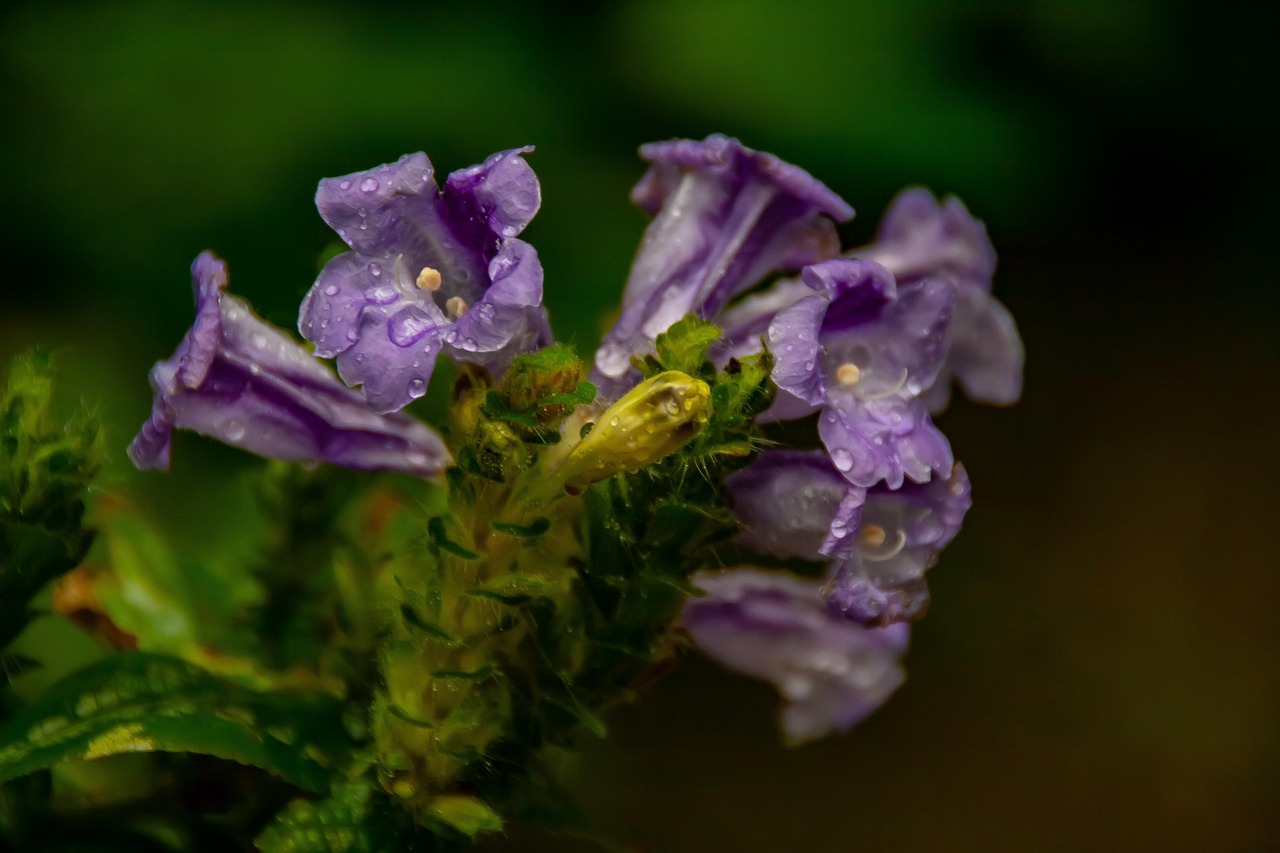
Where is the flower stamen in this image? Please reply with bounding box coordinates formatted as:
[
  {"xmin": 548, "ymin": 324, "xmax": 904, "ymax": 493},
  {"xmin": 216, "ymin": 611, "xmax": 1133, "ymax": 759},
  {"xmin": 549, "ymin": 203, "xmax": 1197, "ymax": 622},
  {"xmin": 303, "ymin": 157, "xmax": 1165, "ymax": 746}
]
[
  {"xmin": 446, "ymin": 296, "xmax": 469, "ymax": 319},
  {"xmin": 416, "ymin": 266, "xmax": 442, "ymax": 291}
]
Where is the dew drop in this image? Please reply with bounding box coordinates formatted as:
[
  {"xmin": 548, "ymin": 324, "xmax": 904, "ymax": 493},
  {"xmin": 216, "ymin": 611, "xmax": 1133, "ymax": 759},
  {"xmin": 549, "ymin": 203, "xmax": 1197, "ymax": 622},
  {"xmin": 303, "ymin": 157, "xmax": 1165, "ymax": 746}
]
[
  {"xmin": 368, "ymin": 262, "xmax": 382, "ymax": 277},
  {"xmin": 324, "ymin": 284, "xmax": 339, "ymax": 296},
  {"xmin": 223, "ymin": 420, "xmax": 246, "ymax": 441},
  {"xmin": 339, "ymin": 179, "xmax": 352, "ymax": 190},
  {"xmin": 831, "ymin": 449, "xmax": 854, "ymax": 472},
  {"xmin": 360, "ymin": 177, "xmax": 380, "ymax": 192}
]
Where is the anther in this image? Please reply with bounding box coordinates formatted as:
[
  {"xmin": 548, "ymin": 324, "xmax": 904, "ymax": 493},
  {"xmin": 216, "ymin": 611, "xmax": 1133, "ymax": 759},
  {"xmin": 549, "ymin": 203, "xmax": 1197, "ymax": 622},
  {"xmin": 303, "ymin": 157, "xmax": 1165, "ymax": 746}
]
[
  {"xmin": 836, "ymin": 362, "xmax": 861, "ymax": 386},
  {"xmin": 416, "ymin": 266, "xmax": 442, "ymax": 291},
  {"xmin": 861, "ymin": 524, "xmax": 886, "ymax": 548},
  {"xmin": 446, "ymin": 296, "xmax": 468, "ymax": 319}
]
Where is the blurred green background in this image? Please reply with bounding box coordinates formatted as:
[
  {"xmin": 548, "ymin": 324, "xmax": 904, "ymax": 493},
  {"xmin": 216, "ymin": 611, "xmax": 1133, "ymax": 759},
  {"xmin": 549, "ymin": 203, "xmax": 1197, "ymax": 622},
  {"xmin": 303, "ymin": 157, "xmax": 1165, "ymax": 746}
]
[{"xmin": 2, "ymin": 0, "xmax": 1277, "ymax": 849}]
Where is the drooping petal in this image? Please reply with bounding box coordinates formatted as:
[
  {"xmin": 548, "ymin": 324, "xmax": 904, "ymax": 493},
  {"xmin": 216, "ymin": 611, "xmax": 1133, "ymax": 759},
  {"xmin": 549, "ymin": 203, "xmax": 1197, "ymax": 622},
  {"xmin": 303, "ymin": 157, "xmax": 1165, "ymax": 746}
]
[
  {"xmin": 764, "ymin": 292, "xmax": 829, "ymax": 407},
  {"xmin": 725, "ymin": 450, "xmax": 864, "ymax": 560},
  {"xmin": 130, "ymin": 252, "xmax": 450, "ymax": 477},
  {"xmin": 302, "ymin": 149, "xmax": 548, "ymax": 411},
  {"xmin": 593, "ymin": 135, "xmax": 853, "ymax": 395},
  {"xmin": 822, "ymin": 464, "xmax": 972, "ymax": 626},
  {"xmin": 683, "ymin": 568, "xmax": 909, "ymax": 745}
]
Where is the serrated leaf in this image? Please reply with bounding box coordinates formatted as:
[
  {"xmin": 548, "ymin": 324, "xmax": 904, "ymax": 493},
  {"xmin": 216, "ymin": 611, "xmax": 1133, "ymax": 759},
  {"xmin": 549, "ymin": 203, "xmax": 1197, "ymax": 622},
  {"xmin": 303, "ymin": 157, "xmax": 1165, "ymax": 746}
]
[
  {"xmin": 0, "ymin": 653, "xmax": 350, "ymax": 791},
  {"xmin": 651, "ymin": 316, "xmax": 722, "ymax": 375}
]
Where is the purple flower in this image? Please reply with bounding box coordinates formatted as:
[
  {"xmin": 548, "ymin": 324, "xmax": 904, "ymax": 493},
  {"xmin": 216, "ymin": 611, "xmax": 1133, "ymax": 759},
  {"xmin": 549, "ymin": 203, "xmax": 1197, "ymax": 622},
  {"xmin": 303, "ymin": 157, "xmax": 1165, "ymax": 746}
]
[
  {"xmin": 768, "ymin": 259, "xmax": 955, "ymax": 489},
  {"xmin": 299, "ymin": 149, "xmax": 551, "ymax": 414},
  {"xmin": 725, "ymin": 449, "xmax": 865, "ymax": 561},
  {"xmin": 822, "ymin": 463, "xmax": 971, "ymax": 626},
  {"xmin": 592, "ymin": 135, "xmax": 853, "ymax": 397},
  {"xmin": 129, "ymin": 252, "xmax": 450, "ymax": 477},
  {"xmin": 854, "ymin": 188, "xmax": 1023, "ymax": 409},
  {"xmin": 683, "ymin": 568, "xmax": 909, "ymax": 744}
]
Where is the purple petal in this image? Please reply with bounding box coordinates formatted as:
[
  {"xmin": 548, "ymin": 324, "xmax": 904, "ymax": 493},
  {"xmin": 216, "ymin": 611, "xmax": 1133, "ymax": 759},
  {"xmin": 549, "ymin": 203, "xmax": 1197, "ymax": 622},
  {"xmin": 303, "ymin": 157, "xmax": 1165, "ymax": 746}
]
[
  {"xmin": 683, "ymin": 568, "xmax": 909, "ymax": 745},
  {"xmin": 858, "ymin": 188, "xmax": 996, "ymax": 291},
  {"xmin": 822, "ymin": 463, "xmax": 972, "ymax": 626},
  {"xmin": 853, "ymin": 188, "xmax": 1023, "ymax": 409},
  {"xmin": 818, "ymin": 395, "xmax": 954, "ymax": 489},
  {"xmin": 765, "ymin": 293, "xmax": 828, "ymax": 407},
  {"xmin": 726, "ymin": 450, "xmax": 865, "ymax": 560},
  {"xmin": 444, "ymin": 146, "xmax": 541, "ymax": 239},
  {"xmin": 446, "ymin": 238, "xmax": 552, "ymax": 373},
  {"xmin": 948, "ymin": 287, "xmax": 1024, "ymax": 405},
  {"xmin": 130, "ymin": 252, "xmax": 450, "ymax": 477},
  {"xmin": 592, "ymin": 135, "xmax": 852, "ymax": 393}
]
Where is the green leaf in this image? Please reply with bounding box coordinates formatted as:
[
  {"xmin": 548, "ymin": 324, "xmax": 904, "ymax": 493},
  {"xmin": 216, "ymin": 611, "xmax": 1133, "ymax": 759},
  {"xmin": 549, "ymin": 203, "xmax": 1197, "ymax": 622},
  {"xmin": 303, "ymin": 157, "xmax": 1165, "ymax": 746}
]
[
  {"xmin": 0, "ymin": 351, "xmax": 103, "ymax": 651},
  {"xmin": 0, "ymin": 653, "xmax": 350, "ymax": 791},
  {"xmin": 256, "ymin": 780, "xmax": 402, "ymax": 853}
]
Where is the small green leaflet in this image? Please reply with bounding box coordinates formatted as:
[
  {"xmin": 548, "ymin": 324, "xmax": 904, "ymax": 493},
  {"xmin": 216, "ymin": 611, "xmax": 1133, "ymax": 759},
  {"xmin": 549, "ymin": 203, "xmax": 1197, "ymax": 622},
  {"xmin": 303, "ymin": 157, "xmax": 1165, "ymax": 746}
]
[
  {"xmin": 256, "ymin": 780, "xmax": 397, "ymax": 853},
  {"xmin": 0, "ymin": 653, "xmax": 350, "ymax": 792}
]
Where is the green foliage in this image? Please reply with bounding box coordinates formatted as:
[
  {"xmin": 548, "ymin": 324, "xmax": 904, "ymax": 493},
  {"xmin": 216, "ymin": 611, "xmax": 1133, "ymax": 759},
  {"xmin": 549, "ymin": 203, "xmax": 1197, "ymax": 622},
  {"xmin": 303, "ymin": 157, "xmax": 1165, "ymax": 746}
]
[
  {"xmin": 0, "ymin": 653, "xmax": 352, "ymax": 792},
  {"xmin": 0, "ymin": 352, "xmax": 103, "ymax": 651}
]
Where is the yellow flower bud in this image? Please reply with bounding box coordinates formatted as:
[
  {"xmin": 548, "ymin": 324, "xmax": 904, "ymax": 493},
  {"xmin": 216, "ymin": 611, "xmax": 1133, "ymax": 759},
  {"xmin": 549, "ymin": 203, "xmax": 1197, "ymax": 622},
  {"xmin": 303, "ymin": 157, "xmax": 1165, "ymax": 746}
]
[{"xmin": 554, "ymin": 370, "xmax": 711, "ymax": 493}]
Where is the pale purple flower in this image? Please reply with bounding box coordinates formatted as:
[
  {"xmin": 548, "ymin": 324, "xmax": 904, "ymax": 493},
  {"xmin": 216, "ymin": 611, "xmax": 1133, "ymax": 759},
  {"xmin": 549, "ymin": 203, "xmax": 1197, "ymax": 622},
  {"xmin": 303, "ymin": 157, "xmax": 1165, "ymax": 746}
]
[
  {"xmin": 822, "ymin": 463, "xmax": 971, "ymax": 626},
  {"xmin": 299, "ymin": 149, "xmax": 550, "ymax": 414},
  {"xmin": 683, "ymin": 568, "xmax": 909, "ymax": 744},
  {"xmin": 592, "ymin": 135, "xmax": 853, "ymax": 397},
  {"xmin": 854, "ymin": 188, "xmax": 1023, "ymax": 409},
  {"xmin": 767, "ymin": 259, "xmax": 955, "ymax": 489},
  {"xmin": 725, "ymin": 449, "xmax": 865, "ymax": 560},
  {"xmin": 129, "ymin": 252, "xmax": 450, "ymax": 477}
]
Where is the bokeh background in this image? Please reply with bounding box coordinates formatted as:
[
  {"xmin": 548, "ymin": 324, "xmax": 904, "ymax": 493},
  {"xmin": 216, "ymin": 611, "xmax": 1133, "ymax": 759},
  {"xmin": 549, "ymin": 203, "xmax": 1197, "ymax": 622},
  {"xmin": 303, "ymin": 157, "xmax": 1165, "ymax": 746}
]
[{"xmin": 2, "ymin": 0, "xmax": 1277, "ymax": 849}]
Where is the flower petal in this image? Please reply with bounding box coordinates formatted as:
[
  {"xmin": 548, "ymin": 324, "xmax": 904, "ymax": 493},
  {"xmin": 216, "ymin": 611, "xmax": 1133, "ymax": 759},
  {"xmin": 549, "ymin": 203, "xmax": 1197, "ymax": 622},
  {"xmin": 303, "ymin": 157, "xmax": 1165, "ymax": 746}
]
[{"xmin": 683, "ymin": 568, "xmax": 909, "ymax": 745}]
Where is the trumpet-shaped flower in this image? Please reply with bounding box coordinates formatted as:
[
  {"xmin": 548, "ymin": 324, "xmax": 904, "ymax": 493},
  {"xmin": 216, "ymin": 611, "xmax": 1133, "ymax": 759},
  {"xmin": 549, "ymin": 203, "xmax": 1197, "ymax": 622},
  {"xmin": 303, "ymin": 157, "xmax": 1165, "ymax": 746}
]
[
  {"xmin": 592, "ymin": 135, "xmax": 853, "ymax": 397},
  {"xmin": 300, "ymin": 149, "xmax": 551, "ymax": 413},
  {"xmin": 767, "ymin": 259, "xmax": 954, "ymax": 489},
  {"xmin": 129, "ymin": 252, "xmax": 450, "ymax": 476},
  {"xmin": 822, "ymin": 463, "xmax": 971, "ymax": 626}
]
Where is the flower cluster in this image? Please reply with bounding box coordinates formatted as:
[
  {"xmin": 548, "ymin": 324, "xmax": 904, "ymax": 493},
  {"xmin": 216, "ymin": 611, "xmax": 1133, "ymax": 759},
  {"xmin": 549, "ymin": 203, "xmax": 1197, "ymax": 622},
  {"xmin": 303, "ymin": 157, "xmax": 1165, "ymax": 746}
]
[{"xmin": 118, "ymin": 135, "xmax": 1020, "ymax": 841}]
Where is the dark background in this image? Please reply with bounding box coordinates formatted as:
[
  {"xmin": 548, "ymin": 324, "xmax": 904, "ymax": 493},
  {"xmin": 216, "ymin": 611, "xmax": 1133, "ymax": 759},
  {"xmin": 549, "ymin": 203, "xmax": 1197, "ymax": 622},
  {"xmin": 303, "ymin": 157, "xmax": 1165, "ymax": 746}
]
[{"xmin": 2, "ymin": 1, "xmax": 1277, "ymax": 849}]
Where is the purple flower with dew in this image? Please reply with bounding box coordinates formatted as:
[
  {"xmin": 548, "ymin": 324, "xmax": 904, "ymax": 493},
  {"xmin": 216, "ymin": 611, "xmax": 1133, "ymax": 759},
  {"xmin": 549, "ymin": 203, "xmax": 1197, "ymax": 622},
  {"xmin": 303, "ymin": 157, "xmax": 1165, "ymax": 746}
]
[
  {"xmin": 767, "ymin": 258, "xmax": 955, "ymax": 489},
  {"xmin": 822, "ymin": 463, "xmax": 971, "ymax": 626},
  {"xmin": 725, "ymin": 449, "xmax": 865, "ymax": 561},
  {"xmin": 853, "ymin": 188, "xmax": 1023, "ymax": 410},
  {"xmin": 591, "ymin": 134, "xmax": 853, "ymax": 398},
  {"xmin": 129, "ymin": 252, "xmax": 450, "ymax": 477},
  {"xmin": 683, "ymin": 568, "xmax": 909, "ymax": 744},
  {"xmin": 300, "ymin": 149, "xmax": 551, "ymax": 414}
]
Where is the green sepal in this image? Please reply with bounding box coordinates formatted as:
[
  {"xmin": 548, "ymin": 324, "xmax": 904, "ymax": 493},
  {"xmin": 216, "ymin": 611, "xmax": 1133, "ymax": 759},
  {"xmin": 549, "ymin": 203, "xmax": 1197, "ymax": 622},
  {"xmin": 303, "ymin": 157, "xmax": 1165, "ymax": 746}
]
[
  {"xmin": 0, "ymin": 653, "xmax": 351, "ymax": 792},
  {"xmin": 426, "ymin": 516, "xmax": 479, "ymax": 561}
]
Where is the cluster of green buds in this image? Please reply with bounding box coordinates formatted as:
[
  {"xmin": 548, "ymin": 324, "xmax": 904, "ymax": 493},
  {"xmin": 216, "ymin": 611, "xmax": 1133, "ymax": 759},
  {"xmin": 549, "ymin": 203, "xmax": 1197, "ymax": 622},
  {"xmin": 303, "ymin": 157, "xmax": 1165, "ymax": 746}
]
[{"xmin": 369, "ymin": 323, "xmax": 769, "ymax": 832}]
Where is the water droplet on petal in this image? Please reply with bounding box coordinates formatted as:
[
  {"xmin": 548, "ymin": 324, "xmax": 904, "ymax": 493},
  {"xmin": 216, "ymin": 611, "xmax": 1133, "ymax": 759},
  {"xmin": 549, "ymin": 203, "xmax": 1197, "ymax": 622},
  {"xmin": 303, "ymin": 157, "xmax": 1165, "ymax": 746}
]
[
  {"xmin": 408, "ymin": 378, "xmax": 426, "ymax": 396},
  {"xmin": 223, "ymin": 420, "xmax": 246, "ymax": 441},
  {"xmin": 339, "ymin": 180, "xmax": 352, "ymax": 190},
  {"xmin": 360, "ymin": 177, "xmax": 379, "ymax": 192},
  {"xmin": 324, "ymin": 284, "xmax": 339, "ymax": 296},
  {"xmin": 831, "ymin": 448, "xmax": 854, "ymax": 472}
]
